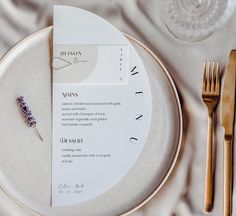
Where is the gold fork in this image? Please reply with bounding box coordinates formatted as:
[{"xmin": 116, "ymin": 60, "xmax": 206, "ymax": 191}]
[{"xmin": 202, "ymin": 60, "xmax": 220, "ymax": 212}]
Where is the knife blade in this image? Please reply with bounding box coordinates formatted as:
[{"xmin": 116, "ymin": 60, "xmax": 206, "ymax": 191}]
[
  {"xmin": 221, "ymin": 50, "xmax": 236, "ymax": 136},
  {"xmin": 220, "ymin": 50, "xmax": 236, "ymax": 216}
]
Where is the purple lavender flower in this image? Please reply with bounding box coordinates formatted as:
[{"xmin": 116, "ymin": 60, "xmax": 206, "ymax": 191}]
[
  {"xmin": 17, "ymin": 96, "xmax": 43, "ymax": 141},
  {"xmin": 17, "ymin": 96, "xmax": 37, "ymax": 127}
]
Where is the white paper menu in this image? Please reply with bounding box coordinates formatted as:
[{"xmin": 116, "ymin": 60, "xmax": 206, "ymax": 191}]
[{"xmin": 52, "ymin": 5, "xmax": 152, "ymax": 206}]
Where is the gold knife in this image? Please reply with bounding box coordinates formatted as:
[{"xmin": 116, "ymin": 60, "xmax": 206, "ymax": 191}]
[{"xmin": 220, "ymin": 50, "xmax": 236, "ymax": 216}]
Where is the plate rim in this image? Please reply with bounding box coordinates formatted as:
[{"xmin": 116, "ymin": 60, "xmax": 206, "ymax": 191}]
[{"xmin": 0, "ymin": 26, "xmax": 183, "ymax": 216}]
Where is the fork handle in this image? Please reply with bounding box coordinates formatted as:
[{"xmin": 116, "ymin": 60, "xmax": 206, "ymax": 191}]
[
  {"xmin": 204, "ymin": 114, "xmax": 214, "ymax": 212},
  {"xmin": 224, "ymin": 137, "xmax": 232, "ymax": 216}
]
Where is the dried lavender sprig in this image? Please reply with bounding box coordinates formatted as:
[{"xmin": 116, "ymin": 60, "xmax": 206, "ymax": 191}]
[{"xmin": 17, "ymin": 96, "xmax": 43, "ymax": 142}]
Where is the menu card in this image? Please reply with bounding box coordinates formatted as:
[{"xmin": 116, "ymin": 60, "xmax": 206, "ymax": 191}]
[{"xmin": 52, "ymin": 5, "xmax": 152, "ymax": 206}]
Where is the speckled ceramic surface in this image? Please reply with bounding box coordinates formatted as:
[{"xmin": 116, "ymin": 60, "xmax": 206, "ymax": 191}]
[{"xmin": 0, "ymin": 27, "xmax": 182, "ymax": 216}]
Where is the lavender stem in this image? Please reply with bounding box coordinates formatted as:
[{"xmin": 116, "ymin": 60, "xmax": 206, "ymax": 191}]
[{"xmin": 34, "ymin": 127, "xmax": 43, "ymax": 142}]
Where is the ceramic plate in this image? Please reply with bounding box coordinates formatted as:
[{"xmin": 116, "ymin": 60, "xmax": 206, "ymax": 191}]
[{"xmin": 0, "ymin": 27, "xmax": 182, "ymax": 216}]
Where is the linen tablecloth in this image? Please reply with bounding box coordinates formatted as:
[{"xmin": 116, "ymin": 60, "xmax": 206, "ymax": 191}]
[{"xmin": 1, "ymin": 0, "xmax": 236, "ymax": 215}]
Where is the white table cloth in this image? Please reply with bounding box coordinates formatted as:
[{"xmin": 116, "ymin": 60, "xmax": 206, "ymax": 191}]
[{"xmin": 0, "ymin": 0, "xmax": 236, "ymax": 216}]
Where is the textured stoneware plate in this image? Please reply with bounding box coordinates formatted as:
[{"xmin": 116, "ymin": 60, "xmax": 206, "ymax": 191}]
[{"xmin": 0, "ymin": 27, "xmax": 182, "ymax": 216}]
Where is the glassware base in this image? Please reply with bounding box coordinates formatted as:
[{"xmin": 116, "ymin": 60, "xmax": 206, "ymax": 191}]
[{"xmin": 158, "ymin": 0, "xmax": 236, "ymax": 42}]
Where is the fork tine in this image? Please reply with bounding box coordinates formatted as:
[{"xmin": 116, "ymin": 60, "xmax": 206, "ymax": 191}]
[
  {"xmin": 211, "ymin": 61, "xmax": 216, "ymax": 92},
  {"xmin": 202, "ymin": 60, "xmax": 207, "ymax": 92},
  {"xmin": 206, "ymin": 60, "xmax": 211, "ymax": 92},
  {"xmin": 216, "ymin": 61, "xmax": 220, "ymax": 93}
]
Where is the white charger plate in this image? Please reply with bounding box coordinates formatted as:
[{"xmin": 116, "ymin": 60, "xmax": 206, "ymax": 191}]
[{"xmin": 0, "ymin": 27, "xmax": 182, "ymax": 216}]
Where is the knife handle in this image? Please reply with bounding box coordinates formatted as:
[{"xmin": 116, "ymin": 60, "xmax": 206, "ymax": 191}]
[{"xmin": 224, "ymin": 137, "xmax": 232, "ymax": 216}]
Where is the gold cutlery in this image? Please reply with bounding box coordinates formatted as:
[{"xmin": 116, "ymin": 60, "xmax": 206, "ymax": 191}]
[
  {"xmin": 220, "ymin": 50, "xmax": 236, "ymax": 216},
  {"xmin": 202, "ymin": 60, "xmax": 220, "ymax": 212}
]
